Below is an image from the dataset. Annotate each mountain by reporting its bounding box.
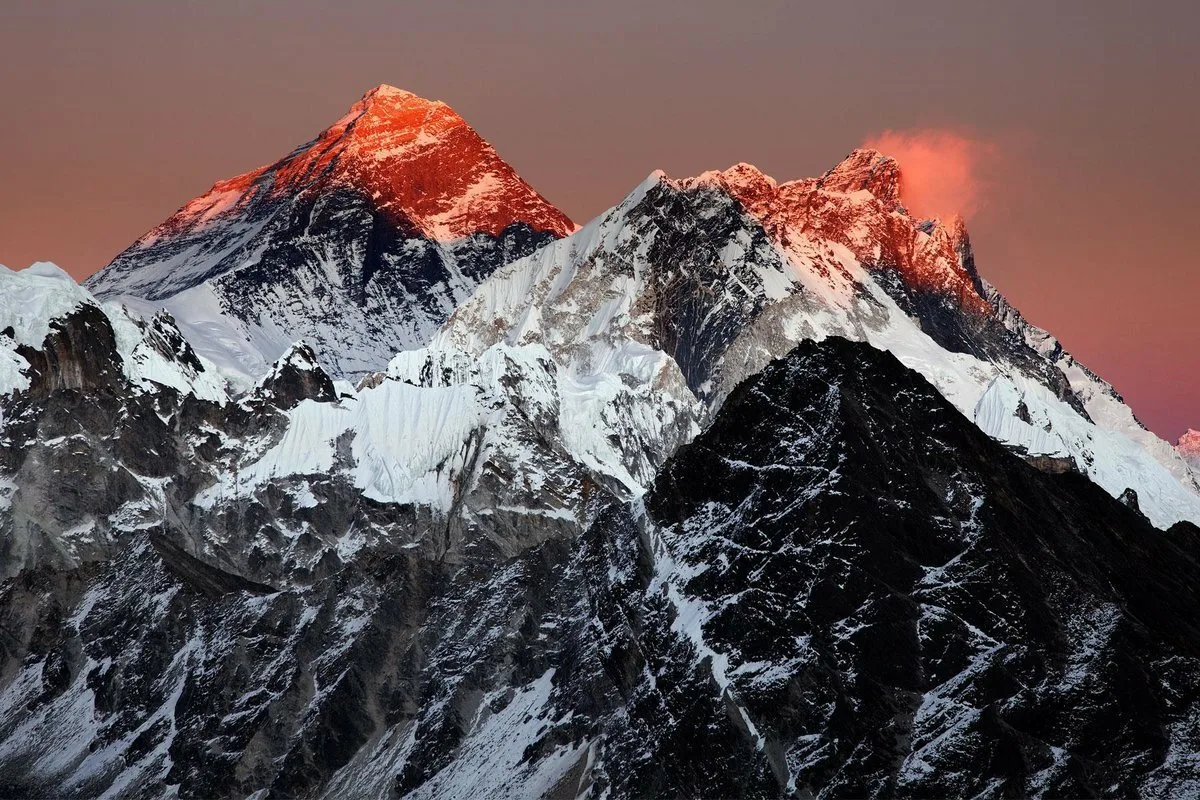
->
[5,95,1200,797]
[576,338,1200,797]
[0,262,228,578]
[5,335,1200,797]
[431,154,1200,528]
[85,85,574,382]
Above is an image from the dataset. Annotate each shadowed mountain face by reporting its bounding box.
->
[608,337,1200,797]
[3,336,1199,798]
[84,85,574,380]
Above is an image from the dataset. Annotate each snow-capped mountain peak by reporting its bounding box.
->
[674,154,987,313]
[297,83,574,241]
[83,86,576,381]
[89,85,573,301]
[356,82,429,102]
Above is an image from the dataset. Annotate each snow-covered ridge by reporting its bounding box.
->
[192,336,688,552]
[0,262,227,404]
[983,280,1200,494]
[427,157,1200,528]
[195,377,489,511]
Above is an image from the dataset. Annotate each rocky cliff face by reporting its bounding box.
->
[4,338,1200,798]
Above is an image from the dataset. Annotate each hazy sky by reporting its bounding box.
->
[1,1,1197,438]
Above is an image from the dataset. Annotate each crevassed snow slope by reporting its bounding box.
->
[203,335,697,529]
[194,378,489,510]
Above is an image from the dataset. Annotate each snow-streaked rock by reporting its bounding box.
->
[1,262,227,404]
[85,85,574,382]
[4,339,1199,798]
[431,159,1200,528]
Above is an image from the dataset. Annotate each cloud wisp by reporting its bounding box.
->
[863,129,996,220]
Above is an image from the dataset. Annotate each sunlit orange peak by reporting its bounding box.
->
[818,148,903,210]
[136,83,574,247]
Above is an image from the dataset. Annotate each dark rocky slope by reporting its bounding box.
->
[3,338,1200,798]
[587,337,1200,797]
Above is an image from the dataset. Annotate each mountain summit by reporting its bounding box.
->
[683,151,985,313]
[85,85,574,380]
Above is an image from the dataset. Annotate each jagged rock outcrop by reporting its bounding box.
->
[249,343,338,410]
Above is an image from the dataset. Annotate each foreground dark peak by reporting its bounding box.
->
[623,337,1200,796]
[4,334,1200,796]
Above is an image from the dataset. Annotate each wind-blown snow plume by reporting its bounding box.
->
[863,128,994,219]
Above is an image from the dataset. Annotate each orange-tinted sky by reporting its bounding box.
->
[1,1,1197,438]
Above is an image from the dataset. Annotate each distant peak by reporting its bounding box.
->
[330,84,458,138]
[681,163,778,203]
[350,85,453,119]
[721,162,770,180]
[1179,429,1200,453]
[717,162,777,191]
[661,151,987,314]
[89,82,574,303]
